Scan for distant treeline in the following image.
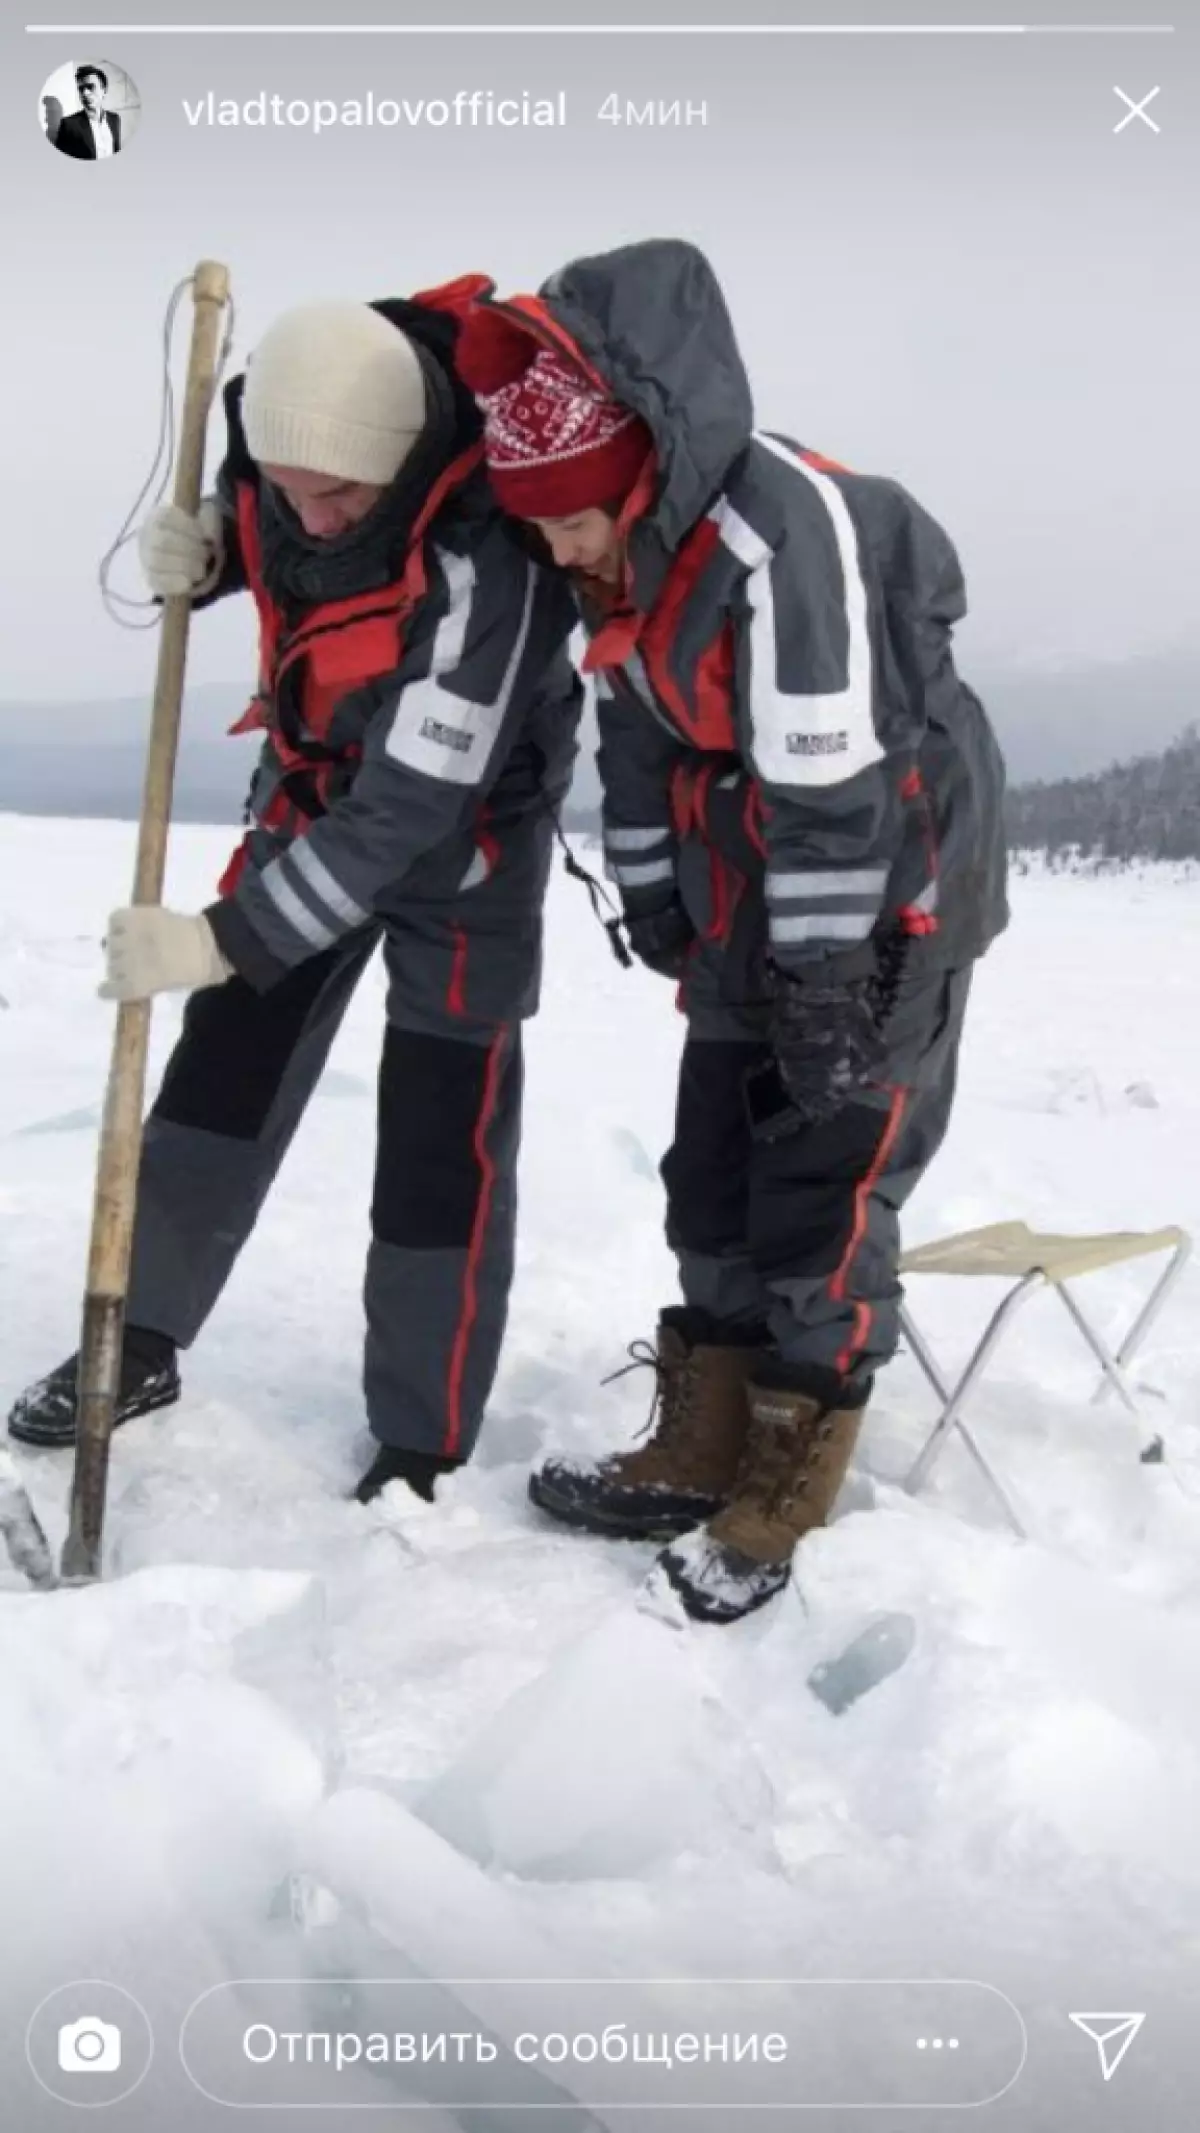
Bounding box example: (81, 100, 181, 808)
(1005, 724, 1200, 865)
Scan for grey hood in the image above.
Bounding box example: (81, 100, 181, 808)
(539, 239, 756, 586)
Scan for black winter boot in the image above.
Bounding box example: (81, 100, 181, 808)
(7, 1327, 180, 1448)
(354, 1445, 463, 1506)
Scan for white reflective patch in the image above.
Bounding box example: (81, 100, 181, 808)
(911, 878, 939, 913)
(384, 557, 534, 787)
(769, 911, 875, 944)
(260, 859, 338, 949)
(604, 824, 671, 851)
(709, 497, 771, 572)
(288, 836, 369, 928)
(457, 847, 492, 892)
(765, 867, 888, 902)
(609, 857, 676, 889)
(428, 546, 474, 665)
(740, 434, 882, 789)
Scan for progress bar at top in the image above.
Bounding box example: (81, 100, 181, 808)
(20, 21, 1182, 34)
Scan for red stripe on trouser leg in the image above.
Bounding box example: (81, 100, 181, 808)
(444, 1031, 506, 1457)
(836, 1301, 875, 1379)
(743, 780, 766, 859)
(828, 1087, 910, 1369)
(447, 925, 469, 1015)
(476, 800, 502, 877)
(705, 846, 731, 941)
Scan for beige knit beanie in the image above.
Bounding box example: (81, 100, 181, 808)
(242, 300, 427, 485)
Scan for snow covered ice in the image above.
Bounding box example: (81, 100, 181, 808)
(3, 816, 1200, 2129)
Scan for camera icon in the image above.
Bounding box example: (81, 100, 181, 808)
(57, 2017, 122, 2074)
(28, 1983, 148, 2107)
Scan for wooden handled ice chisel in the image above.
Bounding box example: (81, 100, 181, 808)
(60, 260, 232, 1585)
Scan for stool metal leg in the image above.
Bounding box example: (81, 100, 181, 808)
(899, 1305, 1027, 1535)
(1088, 1237, 1193, 1407)
(943, 1423, 1028, 1539)
(1055, 1281, 1142, 1416)
(898, 1304, 953, 1404)
(902, 1273, 1045, 1528)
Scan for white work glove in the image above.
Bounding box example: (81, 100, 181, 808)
(136, 499, 224, 599)
(99, 908, 233, 1002)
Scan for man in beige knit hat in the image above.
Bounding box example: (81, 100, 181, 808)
(9, 287, 582, 1506)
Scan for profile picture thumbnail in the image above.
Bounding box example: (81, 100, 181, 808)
(40, 59, 141, 160)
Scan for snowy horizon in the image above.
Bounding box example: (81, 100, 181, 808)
(4, 626, 1199, 829)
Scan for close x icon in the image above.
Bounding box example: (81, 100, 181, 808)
(1113, 86, 1162, 132)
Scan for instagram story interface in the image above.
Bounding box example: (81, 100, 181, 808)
(4, 2, 1198, 2129)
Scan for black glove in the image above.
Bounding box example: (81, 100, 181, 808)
(770, 959, 889, 1125)
(624, 899, 696, 980)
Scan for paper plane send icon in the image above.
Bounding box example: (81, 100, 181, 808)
(1068, 2013, 1146, 2082)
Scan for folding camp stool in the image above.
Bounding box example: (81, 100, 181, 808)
(897, 1221, 1193, 1538)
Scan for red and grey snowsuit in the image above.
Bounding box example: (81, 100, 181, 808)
(124, 284, 582, 1459)
(473, 241, 1008, 1393)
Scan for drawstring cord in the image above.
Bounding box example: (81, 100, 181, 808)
(98, 271, 237, 629)
(541, 798, 633, 968)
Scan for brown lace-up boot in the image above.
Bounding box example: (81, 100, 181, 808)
(658, 1374, 870, 1621)
(528, 1308, 761, 1541)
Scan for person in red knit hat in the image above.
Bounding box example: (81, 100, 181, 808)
(458, 324, 653, 587)
(477, 344, 651, 535)
(459, 242, 1007, 1629)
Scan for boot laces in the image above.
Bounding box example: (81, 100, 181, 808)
(602, 1339, 694, 1445)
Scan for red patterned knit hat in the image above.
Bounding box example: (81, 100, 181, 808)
(471, 343, 652, 518)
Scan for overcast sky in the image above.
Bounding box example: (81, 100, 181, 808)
(7, 0, 1197, 713)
